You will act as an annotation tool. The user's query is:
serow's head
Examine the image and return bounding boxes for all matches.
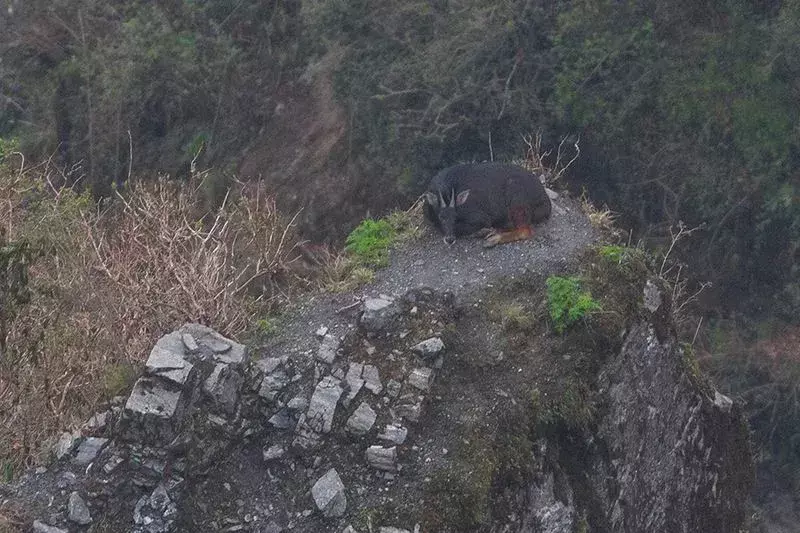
[424,188,470,245]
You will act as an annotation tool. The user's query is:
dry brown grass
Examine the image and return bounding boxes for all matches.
[0,157,317,476]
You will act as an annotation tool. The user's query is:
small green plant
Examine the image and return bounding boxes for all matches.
[598,244,625,262]
[255,316,279,338]
[546,276,600,334]
[344,218,396,268]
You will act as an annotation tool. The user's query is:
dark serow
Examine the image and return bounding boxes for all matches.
[423,162,552,247]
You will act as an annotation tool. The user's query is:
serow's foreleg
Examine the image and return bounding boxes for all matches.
[482,206,535,248]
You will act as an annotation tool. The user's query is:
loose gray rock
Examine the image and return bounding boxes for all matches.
[362,364,383,395]
[385,379,402,398]
[255,357,283,376]
[119,377,187,445]
[380,528,411,533]
[259,371,289,403]
[181,332,199,353]
[203,363,243,415]
[410,337,445,359]
[287,395,309,412]
[305,376,344,433]
[263,444,286,462]
[73,437,109,465]
[342,527,359,533]
[316,334,340,364]
[32,521,68,533]
[311,468,347,518]
[406,367,434,391]
[343,362,365,407]
[714,391,733,413]
[268,408,295,430]
[378,423,408,445]
[366,445,398,472]
[360,297,399,332]
[145,344,196,387]
[395,394,424,422]
[315,326,329,337]
[643,279,662,313]
[68,491,93,525]
[133,483,178,533]
[346,402,377,436]
[55,431,79,459]
[183,323,247,366]
[82,410,110,433]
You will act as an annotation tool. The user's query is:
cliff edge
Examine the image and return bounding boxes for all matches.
[2,191,752,533]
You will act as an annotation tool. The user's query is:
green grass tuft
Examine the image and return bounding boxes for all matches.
[344,218,396,268]
[546,276,601,334]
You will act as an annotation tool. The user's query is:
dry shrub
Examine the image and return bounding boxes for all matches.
[0,157,314,475]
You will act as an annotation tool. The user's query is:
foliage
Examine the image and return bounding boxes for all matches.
[546,276,600,334]
[0,157,315,474]
[344,218,396,268]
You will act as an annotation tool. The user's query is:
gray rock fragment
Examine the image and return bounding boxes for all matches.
[343,362,365,407]
[103,454,125,474]
[55,431,79,459]
[68,491,93,525]
[305,376,344,433]
[315,326,329,337]
[545,187,559,200]
[120,377,186,444]
[181,333,199,353]
[145,345,196,387]
[263,444,286,462]
[255,357,283,376]
[378,423,408,445]
[342,527,359,533]
[203,362,243,414]
[181,323,247,366]
[406,367,434,391]
[33,521,68,533]
[346,402,377,436]
[385,379,402,398]
[362,365,383,394]
[395,394,424,422]
[365,445,397,472]
[287,395,309,412]
[360,297,399,332]
[380,528,411,533]
[133,483,178,533]
[643,279,662,313]
[259,371,289,403]
[411,337,445,359]
[82,410,110,433]
[714,391,733,413]
[73,437,109,465]
[268,408,295,430]
[311,468,347,518]
[316,334,340,364]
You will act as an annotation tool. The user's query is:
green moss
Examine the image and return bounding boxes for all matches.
[345,218,396,268]
[546,276,601,334]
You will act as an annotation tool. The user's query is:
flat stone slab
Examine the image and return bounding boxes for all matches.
[360,297,400,332]
[366,445,397,472]
[346,402,377,436]
[378,423,408,445]
[68,491,92,525]
[411,337,445,359]
[203,363,243,415]
[407,367,434,391]
[316,334,340,364]
[120,377,186,444]
[305,376,344,433]
[312,468,347,518]
[145,345,195,387]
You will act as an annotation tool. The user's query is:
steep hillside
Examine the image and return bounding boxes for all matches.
[2,191,752,533]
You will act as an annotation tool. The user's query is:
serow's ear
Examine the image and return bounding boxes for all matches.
[424,192,438,206]
[456,189,471,206]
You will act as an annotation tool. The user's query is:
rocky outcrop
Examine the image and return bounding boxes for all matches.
[4,278,752,533]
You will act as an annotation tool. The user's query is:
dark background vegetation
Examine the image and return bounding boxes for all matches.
[1,0,798,524]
